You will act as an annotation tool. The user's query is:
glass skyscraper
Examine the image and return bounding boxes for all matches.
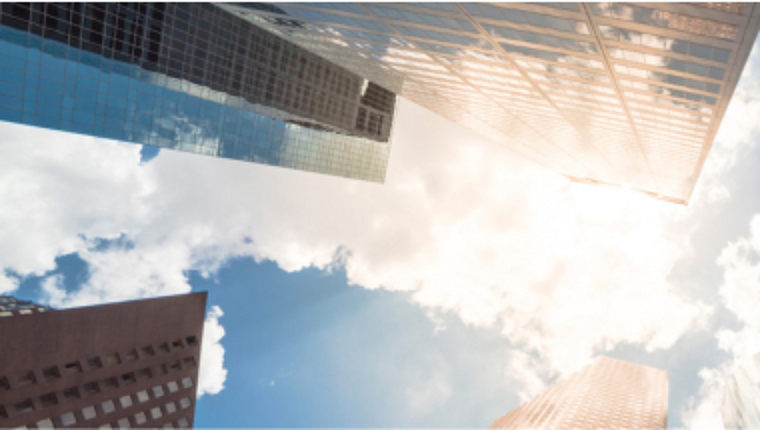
[722,353,760,429]
[0,3,397,182]
[491,356,669,428]
[226,3,760,203]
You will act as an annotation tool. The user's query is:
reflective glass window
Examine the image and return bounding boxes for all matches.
[365,5,476,33]
[288,7,390,33]
[393,24,481,47]
[464,4,589,34]
[590,3,738,40]
[482,23,596,53]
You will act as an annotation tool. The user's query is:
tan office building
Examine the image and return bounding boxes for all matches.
[225,3,760,203]
[491,356,668,429]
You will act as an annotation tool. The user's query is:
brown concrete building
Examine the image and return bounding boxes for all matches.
[491,356,669,429]
[0,292,207,429]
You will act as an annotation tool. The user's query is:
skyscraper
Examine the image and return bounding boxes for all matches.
[0,3,396,182]
[491,356,669,429]
[722,352,760,428]
[227,3,760,203]
[0,292,207,429]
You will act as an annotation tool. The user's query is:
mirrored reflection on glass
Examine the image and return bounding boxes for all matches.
[0,3,396,182]
[463,3,589,34]
[590,3,738,40]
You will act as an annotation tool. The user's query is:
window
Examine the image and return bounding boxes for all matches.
[136,390,149,403]
[82,405,97,420]
[17,371,36,386]
[158,342,170,353]
[98,424,112,430]
[0,406,6,419]
[103,377,119,390]
[141,345,155,356]
[183,356,196,367]
[40,392,58,407]
[63,387,81,399]
[134,412,147,425]
[60,412,77,426]
[117,417,130,428]
[87,356,103,369]
[121,372,136,384]
[119,395,133,408]
[14,399,34,414]
[42,366,61,380]
[163,423,173,429]
[137,368,152,379]
[105,353,121,366]
[186,336,198,345]
[151,407,163,419]
[167,381,179,393]
[152,385,165,398]
[179,397,191,409]
[177,417,189,427]
[64,361,82,374]
[36,418,54,428]
[0,376,9,390]
[84,382,101,396]
[124,349,138,361]
[165,401,177,414]
[181,377,193,388]
[102,399,115,414]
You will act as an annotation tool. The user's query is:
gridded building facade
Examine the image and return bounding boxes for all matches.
[226,2,760,203]
[0,292,207,429]
[0,296,52,317]
[490,356,669,429]
[722,352,760,428]
[0,3,396,182]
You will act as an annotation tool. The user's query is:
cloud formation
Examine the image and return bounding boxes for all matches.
[0,90,710,403]
[680,213,760,428]
[199,305,228,397]
[11,43,760,403]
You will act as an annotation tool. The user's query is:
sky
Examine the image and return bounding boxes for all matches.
[1,36,760,430]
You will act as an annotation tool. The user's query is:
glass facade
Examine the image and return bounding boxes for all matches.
[0,3,397,182]
[491,356,669,428]
[722,353,760,428]
[225,2,760,203]
[0,296,51,317]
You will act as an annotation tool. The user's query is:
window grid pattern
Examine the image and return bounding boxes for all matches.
[0,3,396,184]
[0,296,52,317]
[0,336,200,429]
[491,357,669,428]
[226,2,760,203]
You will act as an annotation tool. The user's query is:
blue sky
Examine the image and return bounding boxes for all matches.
[2,38,760,430]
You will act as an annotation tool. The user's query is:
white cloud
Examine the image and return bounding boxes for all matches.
[40,274,67,306]
[12,44,760,402]
[682,214,760,428]
[506,351,550,403]
[0,273,16,294]
[198,305,228,397]
[0,93,711,402]
[681,367,729,430]
[404,368,453,418]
